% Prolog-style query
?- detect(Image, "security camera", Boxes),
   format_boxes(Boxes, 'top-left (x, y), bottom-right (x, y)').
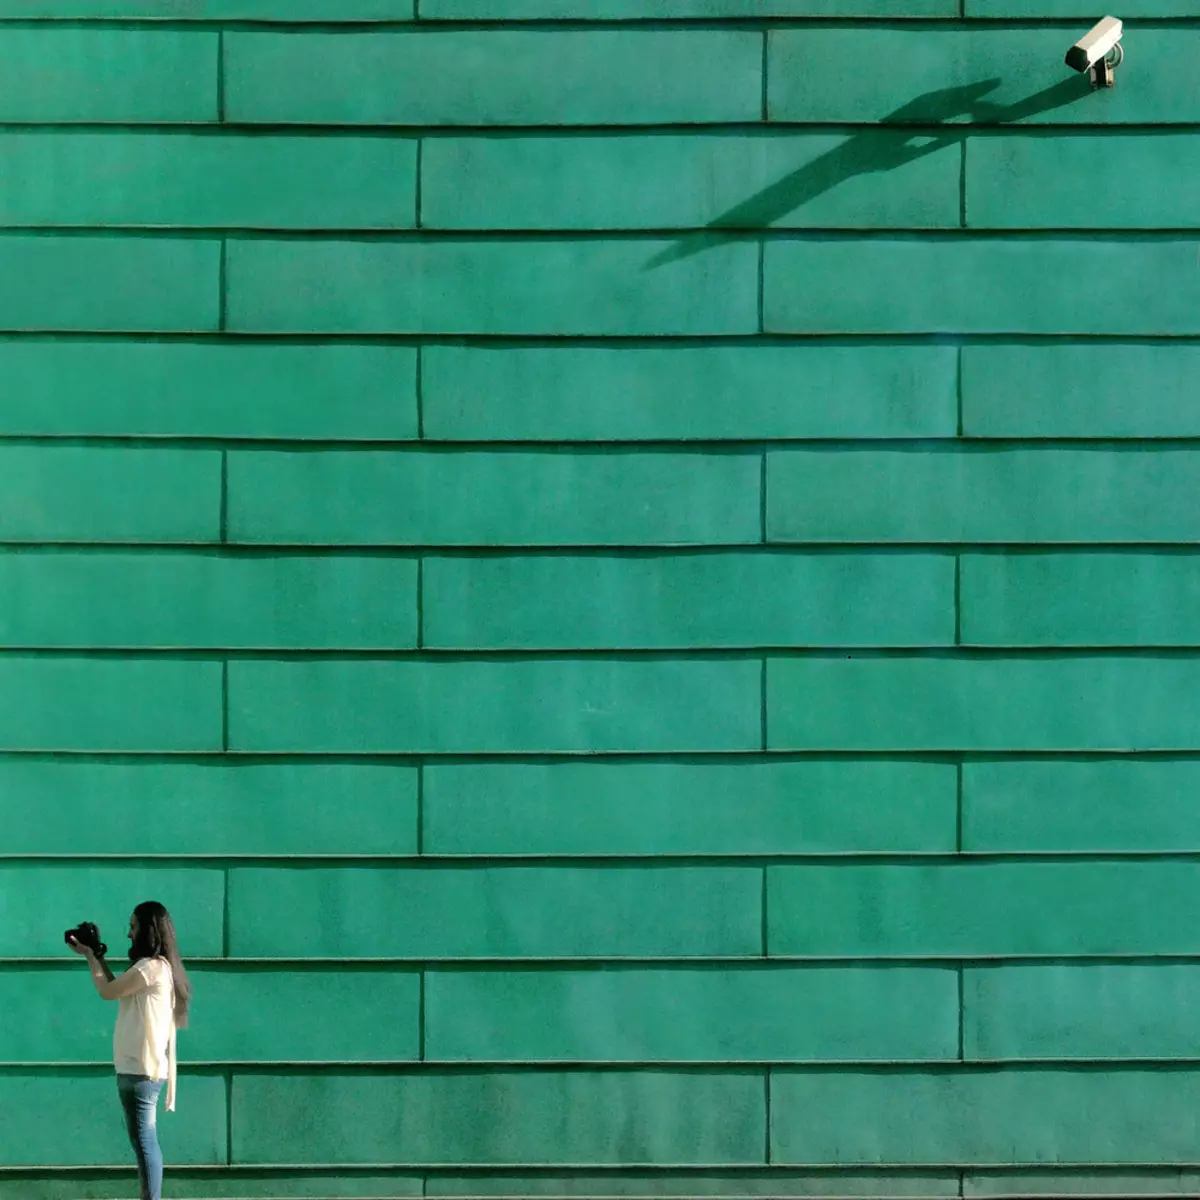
top-left (1066, 16), bottom-right (1124, 87)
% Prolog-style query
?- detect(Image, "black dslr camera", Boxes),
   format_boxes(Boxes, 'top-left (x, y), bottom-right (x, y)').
top-left (64, 921), bottom-right (107, 957)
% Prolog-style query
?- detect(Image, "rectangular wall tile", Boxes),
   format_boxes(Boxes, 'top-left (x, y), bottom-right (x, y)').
top-left (0, 133), bottom-right (417, 229)
top-left (0, 965), bottom-right (419, 1064)
top-left (423, 760), bottom-right (958, 856)
top-left (961, 553), bottom-right (1200, 647)
top-left (0, 1), bottom-right (415, 15)
top-left (0, 237), bottom-right (219, 332)
top-left (768, 655), bottom-right (1200, 750)
top-left (772, 1068), bottom-right (1200, 1165)
top-left (764, 238), bottom-right (1200, 335)
top-left (187, 967), bottom-right (420, 1063)
top-left (425, 1173), bottom-right (960, 1197)
top-left (768, 861), bottom-right (1200, 956)
top-left (963, 760), bottom-right (1200, 853)
top-left (228, 865), bottom-right (762, 958)
top-left (0, 760), bottom-right (418, 856)
top-left (0, 1073), bottom-right (225, 1166)
top-left (0, 658), bottom-right (222, 752)
top-left (963, 344), bottom-right (1200, 439)
top-left (968, 134), bottom-right (1200, 229)
top-left (233, 1071), bottom-right (766, 1166)
top-left (0, 30), bottom-right (216, 122)
top-left (767, 448), bottom-right (1200, 544)
top-left (0, 551), bottom-right (417, 649)
top-left (229, 659), bottom-right (761, 754)
top-left (423, 133), bottom-right (959, 230)
top-left (424, 553), bottom-right (954, 649)
top-left (425, 965), bottom-right (958, 1061)
top-left (1, 863), bottom-right (224, 957)
top-left (965, 964), bottom-right (1200, 1061)
top-left (421, 345), bottom-right (958, 442)
top-left (0, 1170), bottom-right (425, 1198)
top-left (769, 29), bottom-right (1197, 124)
top-left (0, 342), bottom-right (417, 440)
top-left (228, 451), bottom-right (761, 547)
top-left (226, 31), bottom-right (761, 125)
top-left (964, 1171), bottom-right (1200, 1197)
top-left (227, 239), bottom-right (757, 336)
top-left (969, 0), bottom-right (1194, 15)
top-left (0, 447), bottom-right (220, 542)
top-left (425, 0), bottom-right (954, 12)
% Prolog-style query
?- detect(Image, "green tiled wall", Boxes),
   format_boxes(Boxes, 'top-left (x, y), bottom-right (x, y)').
top-left (0, 6), bottom-right (1195, 1198)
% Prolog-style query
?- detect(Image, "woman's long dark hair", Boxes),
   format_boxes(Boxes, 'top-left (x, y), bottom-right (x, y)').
top-left (129, 900), bottom-right (192, 1029)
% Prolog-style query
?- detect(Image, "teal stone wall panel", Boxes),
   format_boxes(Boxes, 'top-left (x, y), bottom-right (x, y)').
top-left (0, 237), bottom-right (219, 331)
top-left (0, 760), bottom-right (418, 856)
top-left (767, 861), bottom-right (1200, 956)
top-left (424, 965), bottom-right (958, 1062)
top-left (0, 342), bottom-right (418, 440)
top-left (764, 239), bottom-right (1200, 335)
top-left (1, 863), bottom-right (224, 957)
top-left (771, 1069), bottom-right (1200, 1165)
top-left (0, 133), bottom-right (418, 229)
top-left (963, 760), bottom-right (1200, 853)
top-left (227, 865), bottom-right (763, 958)
top-left (0, 1072), bottom-right (226, 1166)
top-left (964, 964), bottom-right (1200, 1061)
top-left (424, 1171), bottom-right (961, 1196)
top-left (226, 239), bottom-right (759, 336)
top-left (423, 1), bottom-right (957, 14)
top-left (227, 451), bottom-right (762, 547)
top-left (0, 30), bottom-right (216, 123)
top-left (0, 1), bottom-right (415, 16)
top-left (961, 552), bottom-right (1200, 646)
top-left (0, 447), bottom-right (219, 542)
top-left (185, 967), bottom-right (422, 1064)
top-left (232, 1070), bottom-right (767, 1166)
top-left (968, 134), bottom-right (1200, 229)
top-left (767, 447), bottom-right (1200, 543)
top-left (421, 345), bottom-right (959, 442)
top-left (422, 134), bottom-right (960, 231)
top-left (0, 658), bottom-right (222, 751)
top-left (0, 1171), bottom-right (425, 1198)
top-left (767, 655), bottom-right (1200, 750)
top-left (962, 344), bottom-right (1200, 439)
top-left (228, 659), bottom-right (763, 753)
top-left (224, 31), bottom-right (762, 126)
top-left (0, 550), bottom-right (418, 649)
top-left (423, 760), bottom-right (958, 856)
top-left (423, 552), bottom-right (954, 649)
top-left (768, 29), bottom-right (1200, 124)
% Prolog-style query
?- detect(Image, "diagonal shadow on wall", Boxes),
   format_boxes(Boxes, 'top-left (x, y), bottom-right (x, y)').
top-left (646, 76), bottom-right (1090, 270)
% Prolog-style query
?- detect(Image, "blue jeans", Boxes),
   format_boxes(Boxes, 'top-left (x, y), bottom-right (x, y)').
top-left (116, 1074), bottom-right (164, 1200)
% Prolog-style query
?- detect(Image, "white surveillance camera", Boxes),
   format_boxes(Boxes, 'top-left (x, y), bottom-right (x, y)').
top-left (1065, 16), bottom-right (1124, 86)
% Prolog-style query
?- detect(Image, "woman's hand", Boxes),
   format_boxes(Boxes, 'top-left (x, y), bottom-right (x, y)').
top-left (66, 935), bottom-right (93, 958)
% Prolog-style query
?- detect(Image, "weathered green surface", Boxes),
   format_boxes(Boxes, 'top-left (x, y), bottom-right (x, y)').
top-left (2, 7), bottom-right (1196, 1196)
top-left (768, 861), bottom-right (1200, 956)
top-left (423, 760), bottom-right (957, 855)
top-left (228, 865), bottom-right (762, 958)
top-left (963, 760), bottom-right (1200, 852)
top-left (228, 450), bottom-right (762, 546)
top-left (225, 31), bottom-right (762, 125)
top-left (227, 239), bottom-right (759, 336)
top-left (232, 1071), bottom-right (767, 1165)
top-left (424, 552), bottom-right (953, 648)
top-left (424, 965), bottom-right (957, 1061)
top-left (0, 760), bottom-right (418, 855)
top-left (421, 345), bottom-right (958, 441)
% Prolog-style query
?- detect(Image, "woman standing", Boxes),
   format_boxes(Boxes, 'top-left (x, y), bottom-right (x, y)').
top-left (68, 901), bottom-right (192, 1200)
